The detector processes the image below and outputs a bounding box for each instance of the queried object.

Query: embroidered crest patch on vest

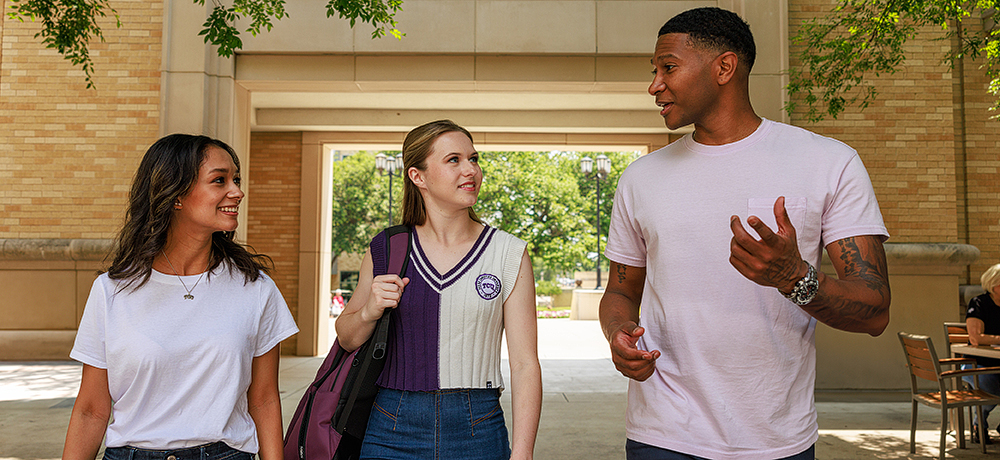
[475,273,501,300]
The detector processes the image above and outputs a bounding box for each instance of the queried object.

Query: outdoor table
[951,344,1000,360]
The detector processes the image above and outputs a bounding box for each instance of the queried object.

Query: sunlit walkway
[3,320,999,459]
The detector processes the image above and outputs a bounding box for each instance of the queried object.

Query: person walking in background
[63,134,298,460]
[335,120,542,459]
[963,263,1000,443]
[599,7,891,460]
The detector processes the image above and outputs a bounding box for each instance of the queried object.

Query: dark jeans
[103,441,253,460]
[360,388,511,460]
[626,439,815,460]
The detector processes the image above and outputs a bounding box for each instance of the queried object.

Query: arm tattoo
[834,237,888,292]
[805,236,889,332]
[616,263,627,284]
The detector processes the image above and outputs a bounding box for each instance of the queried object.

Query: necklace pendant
[184,294,194,300]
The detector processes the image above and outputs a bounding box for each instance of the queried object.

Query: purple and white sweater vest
[372,225,527,391]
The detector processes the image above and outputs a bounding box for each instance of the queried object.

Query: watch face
[788,263,819,305]
[795,279,819,305]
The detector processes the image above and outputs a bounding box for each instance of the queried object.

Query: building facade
[1,0,995,389]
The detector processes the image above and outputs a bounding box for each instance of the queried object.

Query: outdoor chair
[898,332,1000,459]
[943,321,979,446]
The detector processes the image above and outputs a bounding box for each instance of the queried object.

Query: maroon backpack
[283,225,411,460]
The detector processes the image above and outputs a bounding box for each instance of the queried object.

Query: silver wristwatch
[784,261,819,305]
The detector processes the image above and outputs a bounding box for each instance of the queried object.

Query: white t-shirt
[71,264,299,452]
[605,119,888,459]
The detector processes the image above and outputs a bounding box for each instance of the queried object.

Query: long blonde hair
[399,120,482,227]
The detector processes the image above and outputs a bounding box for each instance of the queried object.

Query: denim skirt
[359,387,511,460]
[102,441,252,460]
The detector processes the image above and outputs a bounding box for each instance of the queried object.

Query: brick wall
[0,0,163,239]
[788,0,959,247]
[248,132,303,353]
[955,16,1000,283]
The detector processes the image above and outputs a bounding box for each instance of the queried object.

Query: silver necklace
[162,251,205,300]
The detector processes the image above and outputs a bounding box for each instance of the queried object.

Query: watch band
[784,261,819,306]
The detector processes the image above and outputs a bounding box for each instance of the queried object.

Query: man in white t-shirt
[599,7,891,460]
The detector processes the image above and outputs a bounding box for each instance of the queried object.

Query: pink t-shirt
[605,119,888,459]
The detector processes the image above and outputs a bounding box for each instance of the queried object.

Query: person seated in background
[964,263,1000,443]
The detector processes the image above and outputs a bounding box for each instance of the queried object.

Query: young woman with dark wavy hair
[63,134,298,460]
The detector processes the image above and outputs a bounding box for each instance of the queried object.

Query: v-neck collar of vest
[411,225,496,291]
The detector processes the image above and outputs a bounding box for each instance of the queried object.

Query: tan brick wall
[247,132,302,353]
[955,17,1000,283]
[789,0,958,247]
[0,0,163,239]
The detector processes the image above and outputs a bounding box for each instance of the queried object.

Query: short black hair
[658,7,756,73]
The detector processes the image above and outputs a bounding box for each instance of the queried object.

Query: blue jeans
[103,442,252,460]
[360,387,511,460]
[626,439,815,460]
[962,363,1000,428]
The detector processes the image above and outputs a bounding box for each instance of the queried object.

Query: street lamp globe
[580,156,593,175]
[596,154,611,178]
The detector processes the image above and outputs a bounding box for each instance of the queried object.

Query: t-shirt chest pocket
[745,197,809,240]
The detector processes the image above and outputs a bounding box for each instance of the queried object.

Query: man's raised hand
[729,196,806,294]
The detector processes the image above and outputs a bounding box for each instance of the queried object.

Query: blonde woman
[335,120,542,459]
[964,263,1000,443]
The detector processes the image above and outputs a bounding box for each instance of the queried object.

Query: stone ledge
[0,239,112,261]
[821,242,980,275]
[0,330,76,361]
[0,239,981,266]
[883,242,980,266]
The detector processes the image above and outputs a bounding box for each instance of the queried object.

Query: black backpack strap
[371,225,410,359]
[334,225,411,435]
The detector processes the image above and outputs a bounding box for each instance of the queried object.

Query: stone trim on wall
[884,242,980,275]
[0,239,111,261]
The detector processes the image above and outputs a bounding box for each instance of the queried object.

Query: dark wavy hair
[106,134,272,290]
[658,7,756,73]
[399,120,482,227]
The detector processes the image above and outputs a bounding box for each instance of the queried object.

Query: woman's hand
[360,274,409,322]
[335,249,409,351]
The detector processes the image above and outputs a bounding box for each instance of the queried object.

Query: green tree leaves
[6,0,120,89]
[196,0,291,58]
[9,0,403,87]
[328,149,641,280]
[476,150,638,278]
[330,151,399,257]
[787,0,1000,121]
[326,0,404,39]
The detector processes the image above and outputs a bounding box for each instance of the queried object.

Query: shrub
[535,279,563,297]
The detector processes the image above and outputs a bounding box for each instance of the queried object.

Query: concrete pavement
[2,319,999,459]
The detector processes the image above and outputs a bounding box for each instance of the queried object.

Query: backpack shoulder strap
[384,225,411,277]
[371,225,410,359]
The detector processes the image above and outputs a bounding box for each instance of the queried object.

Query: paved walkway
[2,319,999,459]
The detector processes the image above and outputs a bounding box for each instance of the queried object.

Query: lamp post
[375,152,403,225]
[581,154,611,289]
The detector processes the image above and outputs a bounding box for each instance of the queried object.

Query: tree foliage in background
[477,150,639,280]
[7,0,403,88]
[477,150,592,278]
[329,151,402,258]
[786,0,1000,122]
[328,149,641,282]
[6,0,120,89]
